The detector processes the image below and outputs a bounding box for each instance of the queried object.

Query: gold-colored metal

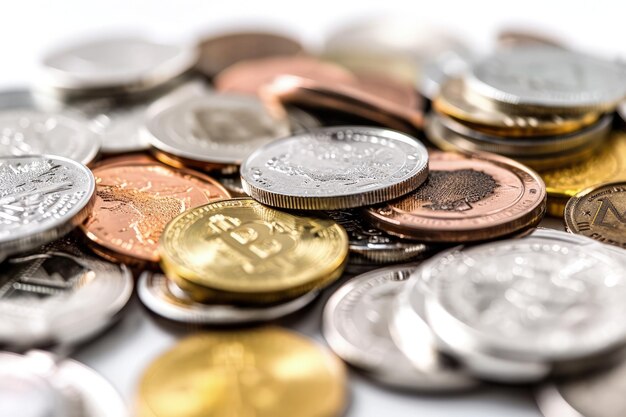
[159,198,348,304]
[136,328,348,417]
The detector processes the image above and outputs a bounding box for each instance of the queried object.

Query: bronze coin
[81,162,230,266]
[565,182,626,248]
[364,151,546,242]
[197,32,304,78]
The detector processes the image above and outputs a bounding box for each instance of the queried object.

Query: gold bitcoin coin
[159,198,348,304]
[136,328,347,417]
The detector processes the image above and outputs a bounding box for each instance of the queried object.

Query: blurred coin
[197,31,304,78]
[0,155,95,261]
[159,198,348,304]
[286,106,321,132]
[497,27,567,49]
[419,48,473,100]
[241,126,429,209]
[81,161,230,266]
[39,35,197,98]
[365,151,546,242]
[216,174,246,197]
[138,271,318,325]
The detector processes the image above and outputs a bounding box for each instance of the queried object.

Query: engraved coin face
[145,94,290,165]
[0,155,95,259]
[467,47,626,111]
[365,151,546,242]
[241,126,429,210]
[81,161,230,265]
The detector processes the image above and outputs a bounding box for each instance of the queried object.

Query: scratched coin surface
[365,151,546,242]
[241,126,429,210]
[159,198,348,304]
[137,328,347,417]
[0,155,95,260]
[81,162,230,265]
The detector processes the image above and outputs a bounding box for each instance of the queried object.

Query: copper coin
[497,28,567,49]
[197,32,304,78]
[565,182,626,248]
[214,56,357,95]
[81,162,230,266]
[364,151,546,242]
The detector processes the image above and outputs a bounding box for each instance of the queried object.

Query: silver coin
[0,237,133,347]
[419,49,473,100]
[0,350,127,417]
[241,126,429,210]
[467,47,626,112]
[39,36,197,97]
[0,155,95,261]
[138,271,319,325]
[422,228,626,382]
[144,93,290,165]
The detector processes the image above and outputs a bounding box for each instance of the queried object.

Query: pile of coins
[2,19,626,417]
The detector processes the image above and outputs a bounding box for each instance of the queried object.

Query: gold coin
[136,328,347,417]
[159,198,348,304]
[565,181,626,249]
[541,131,626,216]
[433,78,600,137]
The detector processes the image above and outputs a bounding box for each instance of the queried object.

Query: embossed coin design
[159,198,348,304]
[136,328,346,417]
[565,182,626,248]
[0,155,95,261]
[241,126,429,210]
[365,151,546,242]
[81,161,230,266]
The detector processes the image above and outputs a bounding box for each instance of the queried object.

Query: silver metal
[0,155,95,261]
[0,237,133,348]
[241,126,429,210]
[419,48,473,100]
[144,93,290,165]
[137,271,319,325]
[287,106,322,132]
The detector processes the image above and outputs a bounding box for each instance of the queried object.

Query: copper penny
[364,151,546,242]
[565,182,626,249]
[197,32,304,78]
[214,56,357,95]
[81,162,230,266]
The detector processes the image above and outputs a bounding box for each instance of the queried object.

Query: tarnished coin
[138,271,318,324]
[197,31,304,78]
[241,126,429,210]
[466,47,626,113]
[144,93,290,167]
[365,151,546,242]
[81,161,230,266]
[159,198,348,304]
[136,328,347,417]
[0,155,95,261]
[565,182,626,249]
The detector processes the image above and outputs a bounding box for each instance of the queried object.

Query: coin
[241,126,429,210]
[39,36,197,97]
[286,106,322,132]
[197,31,304,78]
[0,237,133,348]
[144,93,290,167]
[137,271,318,325]
[136,328,347,417]
[364,151,546,242]
[434,78,601,137]
[216,174,247,197]
[466,47,626,113]
[496,28,566,49]
[159,198,348,304]
[81,161,230,266]
[565,182,626,248]
[0,155,95,261]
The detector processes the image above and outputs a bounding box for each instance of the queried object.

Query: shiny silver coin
[287,106,322,132]
[0,237,133,348]
[467,47,626,113]
[419,48,473,100]
[324,210,432,264]
[144,93,290,165]
[422,228,626,383]
[0,155,95,261]
[0,350,127,417]
[38,36,197,97]
[137,271,318,324]
[241,126,429,210]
